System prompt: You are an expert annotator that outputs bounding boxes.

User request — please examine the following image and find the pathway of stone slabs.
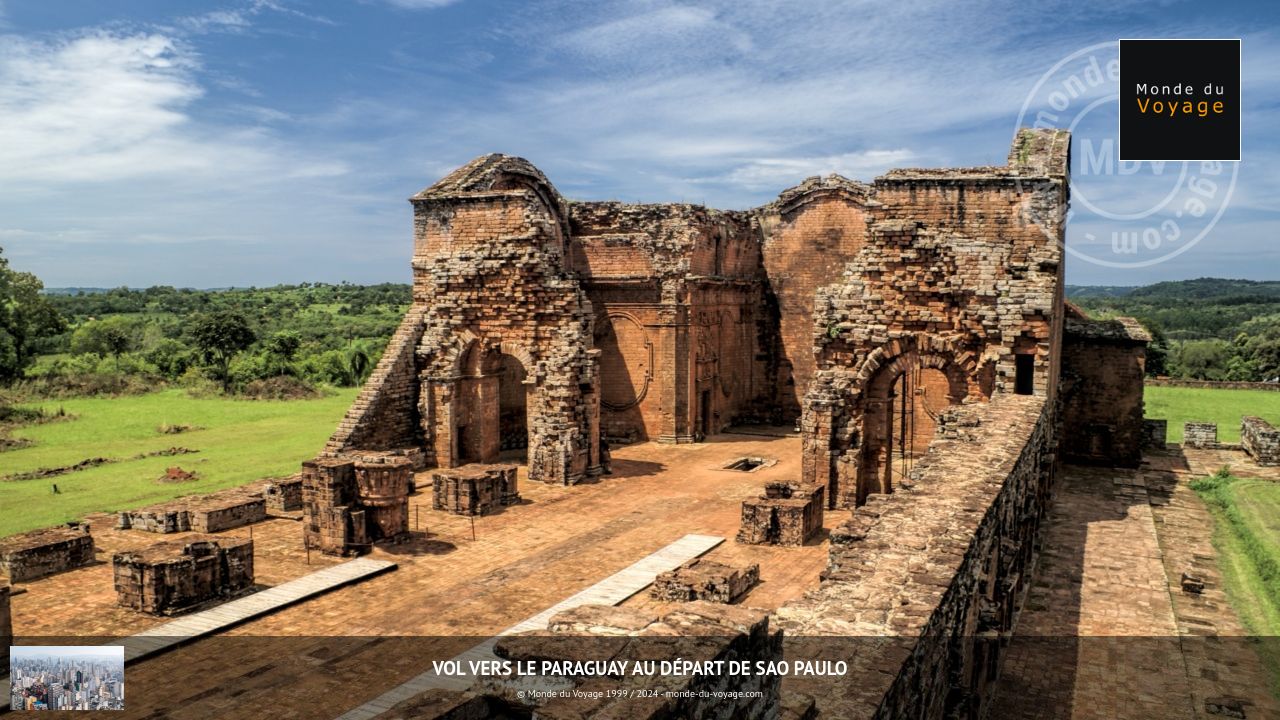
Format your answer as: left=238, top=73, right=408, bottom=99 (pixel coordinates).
left=337, top=533, right=725, bottom=720
left=118, top=557, right=398, bottom=663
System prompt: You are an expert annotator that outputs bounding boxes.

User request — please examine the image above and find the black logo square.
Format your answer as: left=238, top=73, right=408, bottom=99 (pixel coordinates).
left=1119, top=39, right=1240, bottom=161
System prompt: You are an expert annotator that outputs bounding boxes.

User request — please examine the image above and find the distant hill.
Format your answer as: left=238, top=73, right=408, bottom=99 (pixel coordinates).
left=1064, top=285, right=1139, bottom=299
left=1068, top=277, right=1280, bottom=343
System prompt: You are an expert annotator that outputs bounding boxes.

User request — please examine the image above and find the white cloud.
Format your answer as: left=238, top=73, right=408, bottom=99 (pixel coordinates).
left=381, top=0, right=462, bottom=9
left=0, top=31, right=346, bottom=187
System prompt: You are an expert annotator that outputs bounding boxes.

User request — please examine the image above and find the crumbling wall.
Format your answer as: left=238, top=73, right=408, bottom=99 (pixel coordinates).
left=1060, top=315, right=1150, bottom=467
left=263, top=476, right=303, bottom=511
left=1184, top=422, right=1219, bottom=448
left=801, top=129, right=1069, bottom=508
left=570, top=202, right=771, bottom=441
left=431, top=463, right=520, bottom=516
left=1242, top=416, right=1280, bottom=466
left=413, top=155, right=600, bottom=484
left=776, top=394, right=1056, bottom=720
left=118, top=491, right=265, bottom=534
left=650, top=558, right=759, bottom=603
left=113, top=536, right=254, bottom=615
left=756, top=176, right=873, bottom=421
left=326, top=305, right=428, bottom=455
left=737, top=481, right=825, bottom=546
left=0, top=524, right=95, bottom=582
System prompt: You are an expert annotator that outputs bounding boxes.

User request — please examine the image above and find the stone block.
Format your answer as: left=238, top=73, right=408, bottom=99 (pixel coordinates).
left=0, top=524, right=95, bottom=582
left=431, top=464, right=520, bottom=516
left=113, top=535, right=254, bottom=615
left=1184, top=422, right=1219, bottom=449
left=1241, top=416, right=1280, bottom=466
left=650, top=558, right=759, bottom=603
left=738, top=482, right=824, bottom=546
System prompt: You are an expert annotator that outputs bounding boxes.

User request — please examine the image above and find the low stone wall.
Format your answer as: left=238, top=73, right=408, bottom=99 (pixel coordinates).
left=431, top=464, right=520, bottom=516
left=113, top=535, right=254, bottom=615
left=775, top=394, right=1055, bottom=720
left=1142, top=419, right=1168, bottom=448
left=1184, top=422, right=1219, bottom=449
left=118, top=492, right=265, bottom=534
left=650, top=558, right=759, bottom=603
left=263, top=477, right=304, bottom=511
left=737, top=481, right=824, bottom=546
left=0, top=524, right=96, bottom=582
left=1148, top=378, right=1280, bottom=391
left=1242, top=416, right=1280, bottom=466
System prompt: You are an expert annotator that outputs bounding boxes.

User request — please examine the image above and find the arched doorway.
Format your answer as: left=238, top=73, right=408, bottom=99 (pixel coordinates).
left=496, top=353, right=529, bottom=460
left=860, top=356, right=967, bottom=503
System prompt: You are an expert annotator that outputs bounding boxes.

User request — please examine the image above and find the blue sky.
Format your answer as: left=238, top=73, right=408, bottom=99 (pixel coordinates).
left=0, top=0, right=1277, bottom=288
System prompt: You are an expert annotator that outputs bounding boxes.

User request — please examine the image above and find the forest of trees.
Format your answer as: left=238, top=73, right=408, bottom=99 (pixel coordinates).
left=1069, top=279, right=1280, bottom=382
left=5, top=251, right=1280, bottom=401
left=13, top=282, right=411, bottom=398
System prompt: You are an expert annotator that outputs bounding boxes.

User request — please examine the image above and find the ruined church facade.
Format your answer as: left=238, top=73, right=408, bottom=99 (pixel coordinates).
left=320, top=128, right=1147, bottom=503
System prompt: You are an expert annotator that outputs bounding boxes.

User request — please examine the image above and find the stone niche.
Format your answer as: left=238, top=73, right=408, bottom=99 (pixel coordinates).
left=1184, top=422, right=1219, bottom=449
left=650, top=557, right=759, bottom=604
left=431, top=464, right=520, bottom=516
left=0, top=523, right=95, bottom=582
left=302, top=452, right=412, bottom=556
left=1242, top=416, right=1280, bottom=466
left=737, top=481, right=825, bottom=546
left=263, top=477, right=304, bottom=511
left=113, top=535, right=254, bottom=615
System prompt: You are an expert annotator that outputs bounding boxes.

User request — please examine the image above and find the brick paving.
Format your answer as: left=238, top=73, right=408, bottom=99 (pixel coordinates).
left=991, top=450, right=1280, bottom=719
left=9, top=433, right=835, bottom=719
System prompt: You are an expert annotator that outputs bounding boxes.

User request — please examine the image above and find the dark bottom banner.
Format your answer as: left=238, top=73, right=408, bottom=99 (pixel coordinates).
left=6, top=635, right=1278, bottom=719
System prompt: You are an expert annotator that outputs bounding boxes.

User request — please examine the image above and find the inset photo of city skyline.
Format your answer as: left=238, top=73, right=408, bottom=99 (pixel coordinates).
left=9, top=646, right=124, bottom=711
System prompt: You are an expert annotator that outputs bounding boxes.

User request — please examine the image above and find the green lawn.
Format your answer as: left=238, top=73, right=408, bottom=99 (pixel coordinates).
left=1191, top=472, right=1280, bottom=697
left=0, top=388, right=356, bottom=537
left=1145, top=384, right=1280, bottom=443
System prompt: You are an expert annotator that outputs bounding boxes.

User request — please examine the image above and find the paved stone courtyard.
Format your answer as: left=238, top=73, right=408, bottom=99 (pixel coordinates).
left=10, top=433, right=839, bottom=719
left=990, top=447, right=1279, bottom=719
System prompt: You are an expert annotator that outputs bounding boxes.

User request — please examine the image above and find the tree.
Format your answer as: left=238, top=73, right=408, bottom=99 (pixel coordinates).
left=0, top=248, right=65, bottom=384
left=264, top=331, right=302, bottom=376
left=70, top=316, right=139, bottom=369
left=190, top=311, right=256, bottom=392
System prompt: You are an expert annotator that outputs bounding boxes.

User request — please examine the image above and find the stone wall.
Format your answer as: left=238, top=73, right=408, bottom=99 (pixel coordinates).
left=118, top=491, right=265, bottom=534
left=1184, top=422, right=1219, bottom=448
left=1242, top=416, right=1280, bottom=466
left=0, top=524, right=95, bottom=582
left=1148, top=378, right=1280, bottom=391
left=801, top=129, right=1069, bottom=508
left=1143, top=419, right=1168, bottom=448
left=113, top=536, right=254, bottom=615
left=776, top=394, right=1056, bottom=720
left=263, top=476, right=304, bottom=511
left=1060, top=315, right=1150, bottom=467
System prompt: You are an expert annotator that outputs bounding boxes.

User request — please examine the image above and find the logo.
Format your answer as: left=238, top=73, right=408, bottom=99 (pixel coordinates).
left=1015, top=41, right=1237, bottom=269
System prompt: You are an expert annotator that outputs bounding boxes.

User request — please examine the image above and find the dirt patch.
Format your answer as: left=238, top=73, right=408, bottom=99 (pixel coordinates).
left=157, top=466, right=200, bottom=484
left=239, top=376, right=326, bottom=400
left=142, top=447, right=199, bottom=458
left=157, top=423, right=205, bottom=435
left=0, top=436, right=34, bottom=452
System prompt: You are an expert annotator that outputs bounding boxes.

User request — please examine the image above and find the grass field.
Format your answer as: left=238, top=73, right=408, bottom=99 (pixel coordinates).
left=0, top=388, right=357, bottom=537
left=1191, top=471, right=1280, bottom=696
left=1145, top=384, right=1280, bottom=443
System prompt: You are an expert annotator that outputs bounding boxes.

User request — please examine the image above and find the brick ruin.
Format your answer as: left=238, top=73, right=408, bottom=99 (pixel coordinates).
left=113, top=535, right=254, bottom=615
left=302, top=452, right=412, bottom=555
left=650, top=558, right=760, bottom=604
left=322, top=129, right=1140, bottom=505
left=1241, top=416, right=1280, bottom=466
left=737, top=481, right=826, bottom=546
left=1184, top=422, right=1220, bottom=449
left=117, top=491, right=266, bottom=534
left=1060, top=309, right=1150, bottom=466
left=0, top=523, right=95, bottom=582
left=300, top=128, right=1165, bottom=717
left=431, top=463, right=520, bottom=516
